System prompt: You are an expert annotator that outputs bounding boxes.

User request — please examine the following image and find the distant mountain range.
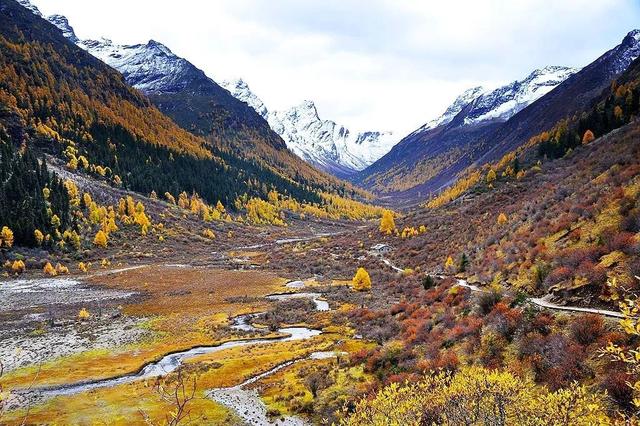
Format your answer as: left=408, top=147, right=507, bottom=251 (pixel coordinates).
left=355, top=30, right=640, bottom=204
left=15, top=0, right=640, bottom=205
left=222, top=79, right=397, bottom=177
left=35, top=0, right=398, bottom=178
left=5, top=0, right=360, bottom=211
left=19, top=0, right=357, bottom=197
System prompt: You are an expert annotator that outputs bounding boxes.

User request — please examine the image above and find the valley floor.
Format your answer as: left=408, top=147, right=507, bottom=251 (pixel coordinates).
left=0, top=221, right=373, bottom=425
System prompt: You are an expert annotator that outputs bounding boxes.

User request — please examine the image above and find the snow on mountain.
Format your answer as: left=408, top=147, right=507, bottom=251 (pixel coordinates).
left=463, top=66, right=579, bottom=125
left=221, top=79, right=269, bottom=119
left=605, top=29, right=640, bottom=75
left=15, top=0, right=42, bottom=17
left=222, top=79, right=397, bottom=174
left=78, top=38, right=198, bottom=94
left=29, top=0, right=396, bottom=175
left=47, top=14, right=79, bottom=43
left=420, top=29, right=640, bottom=133
left=418, top=86, right=485, bottom=132
left=19, top=0, right=199, bottom=96
left=416, top=66, right=578, bottom=135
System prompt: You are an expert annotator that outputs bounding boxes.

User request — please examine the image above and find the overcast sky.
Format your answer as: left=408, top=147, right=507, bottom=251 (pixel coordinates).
left=33, top=0, right=640, bottom=136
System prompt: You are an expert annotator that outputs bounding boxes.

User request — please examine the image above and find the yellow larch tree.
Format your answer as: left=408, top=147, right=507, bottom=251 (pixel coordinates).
left=1, top=226, right=14, bottom=248
left=11, top=259, right=25, bottom=274
left=164, top=192, right=176, bottom=205
left=43, top=262, right=57, bottom=276
left=34, top=229, right=44, bottom=246
left=178, top=191, right=190, bottom=209
left=379, top=210, right=396, bottom=234
left=93, top=230, right=108, bottom=248
left=82, top=192, right=92, bottom=208
left=486, top=169, right=497, bottom=184
left=50, top=214, right=61, bottom=229
left=352, top=267, right=372, bottom=291
left=56, top=263, right=69, bottom=274
left=445, top=256, right=455, bottom=271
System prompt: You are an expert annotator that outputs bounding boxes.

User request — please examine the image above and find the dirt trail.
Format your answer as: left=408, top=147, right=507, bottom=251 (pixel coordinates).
left=455, top=279, right=624, bottom=319
left=374, top=251, right=624, bottom=319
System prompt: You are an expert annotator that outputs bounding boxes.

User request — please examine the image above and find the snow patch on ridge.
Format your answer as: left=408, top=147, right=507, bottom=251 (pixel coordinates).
left=419, top=66, right=578, bottom=134
left=417, top=86, right=485, bottom=132
left=78, top=38, right=195, bottom=94
left=15, top=0, right=42, bottom=17
left=463, top=66, right=579, bottom=125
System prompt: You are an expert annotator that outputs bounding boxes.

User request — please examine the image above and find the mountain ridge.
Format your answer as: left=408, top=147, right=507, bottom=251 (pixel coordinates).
left=355, top=30, right=640, bottom=205
left=38, top=1, right=396, bottom=179
left=221, top=78, right=398, bottom=177
left=24, top=0, right=362, bottom=198
left=1, top=0, right=368, bottom=214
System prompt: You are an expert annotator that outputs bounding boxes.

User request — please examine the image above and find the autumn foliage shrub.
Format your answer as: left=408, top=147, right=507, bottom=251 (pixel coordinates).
left=43, top=261, right=57, bottom=276
left=570, top=314, right=604, bottom=345
left=341, top=366, right=609, bottom=426
left=475, top=287, right=503, bottom=315
left=10, top=259, right=25, bottom=274
left=600, top=371, right=635, bottom=410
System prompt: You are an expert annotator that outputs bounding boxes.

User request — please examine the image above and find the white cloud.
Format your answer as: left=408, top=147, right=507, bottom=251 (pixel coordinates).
left=33, top=0, right=640, bottom=136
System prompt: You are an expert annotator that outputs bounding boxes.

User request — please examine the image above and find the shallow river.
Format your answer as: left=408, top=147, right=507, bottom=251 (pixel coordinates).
left=39, top=319, right=321, bottom=399
left=25, top=281, right=331, bottom=425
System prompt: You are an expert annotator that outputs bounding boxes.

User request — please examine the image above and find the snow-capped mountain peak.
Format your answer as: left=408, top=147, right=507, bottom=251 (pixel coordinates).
left=221, top=78, right=269, bottom=118
left=47, top=14, right=79, bottom=43
left=220, top=80, right=398, bottom=175
left=34, top=1, right=397, bottom=175
left=608, top=29, right=640, bottom=75
left=283, top=100, right=322, bottom=124
left=461, top=65, right=579, bottom=125
left=74, top=38, right=196, bottom=94
left=418, top=65, right=578, bottom=134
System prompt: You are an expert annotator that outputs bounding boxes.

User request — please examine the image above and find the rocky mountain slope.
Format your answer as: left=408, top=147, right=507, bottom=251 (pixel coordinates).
left=222, top=79, right=397, bottom=177
left=417, top=86, right=485, bottom=132
left=1, top=0, right=363, bottom=212
left=40, top=1, right=392, bottom=181
left=356, top=31, right=640, bottom=204
left=30, top=0, right=356, bottom=197
left=412, top=66, right=577, bottom=134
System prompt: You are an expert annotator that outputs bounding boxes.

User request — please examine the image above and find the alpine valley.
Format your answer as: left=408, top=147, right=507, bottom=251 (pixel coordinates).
left=2, top=0, right=640, bottom=425
left=44, top=9, right=399, bottom=179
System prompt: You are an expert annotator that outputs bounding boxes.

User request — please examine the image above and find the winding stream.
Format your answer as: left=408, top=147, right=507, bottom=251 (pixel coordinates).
left=25, top=284, right=331, bottom=426
left=39, top=321, right=321, bottom=399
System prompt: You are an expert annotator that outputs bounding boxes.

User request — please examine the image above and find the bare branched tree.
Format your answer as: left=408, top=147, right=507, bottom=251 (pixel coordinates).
left=140, top=368, right=197, bottom=426
left=1, top=355, right=41, bottom=426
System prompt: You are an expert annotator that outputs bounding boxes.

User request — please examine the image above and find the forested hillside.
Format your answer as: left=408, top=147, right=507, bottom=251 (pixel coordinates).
left=0, top=1, right=330, bottom=206
left=0, top=0, right=384, bottom=248
left=388, top=56, right=640, bottom=299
